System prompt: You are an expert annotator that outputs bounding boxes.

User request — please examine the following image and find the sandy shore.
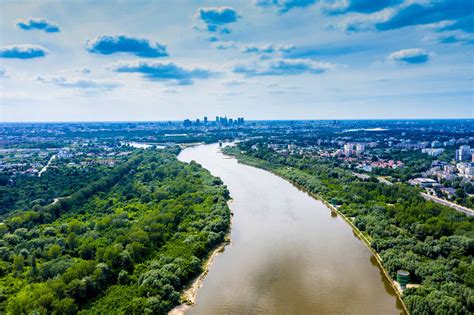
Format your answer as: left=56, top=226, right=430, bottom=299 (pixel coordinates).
left=168, top=241, right=229, bottom=315
left=169, top=204, right=233, bottom=315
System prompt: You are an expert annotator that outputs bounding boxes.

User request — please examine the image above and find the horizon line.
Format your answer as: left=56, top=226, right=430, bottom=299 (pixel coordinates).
left=1, top=118, right=474, bottom=124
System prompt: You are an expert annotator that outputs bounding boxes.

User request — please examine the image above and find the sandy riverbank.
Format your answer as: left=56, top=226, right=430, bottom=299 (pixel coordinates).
left=169, top=203, right=233, bottom=315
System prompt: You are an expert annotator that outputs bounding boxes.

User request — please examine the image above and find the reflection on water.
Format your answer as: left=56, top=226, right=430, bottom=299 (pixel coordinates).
left=178, top=144, right=403, bottom=315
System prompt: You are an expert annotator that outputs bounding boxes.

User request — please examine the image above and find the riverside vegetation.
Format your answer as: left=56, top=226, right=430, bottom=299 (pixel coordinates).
left=225, top=141, right=473, bottom=315
left=0, top=148, right=231, bottom=314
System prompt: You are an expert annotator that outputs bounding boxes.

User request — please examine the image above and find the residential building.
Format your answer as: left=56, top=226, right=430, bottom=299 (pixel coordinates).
left=422, top=148, right=445, bottom=156
left=408, top=178, right=438, bottom=187
left=355, top=143, right=365, bottom=155
left=455, top=145, right=472, bottom=161
left=343, top=143, right=353, bottom=156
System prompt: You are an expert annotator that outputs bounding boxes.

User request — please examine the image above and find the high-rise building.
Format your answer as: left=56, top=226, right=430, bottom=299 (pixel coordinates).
left=343, top=143, right=353, bottom=156
left=355, top=144, right=365, bottom=155
left=204, top=116, right=208, bottom=124
left=214, top=116, right=244, bottom=126
left=455, top=145, right=472, bottom=161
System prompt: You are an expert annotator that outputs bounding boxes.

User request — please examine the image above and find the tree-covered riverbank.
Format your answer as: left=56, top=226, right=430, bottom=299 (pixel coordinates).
left=224, top=142, right=473, bottom=315
left=0, top=148, right=231, bottom=314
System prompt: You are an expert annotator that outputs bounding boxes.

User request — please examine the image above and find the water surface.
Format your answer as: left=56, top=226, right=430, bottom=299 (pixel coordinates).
left=178, top=143, right=403, bottom=315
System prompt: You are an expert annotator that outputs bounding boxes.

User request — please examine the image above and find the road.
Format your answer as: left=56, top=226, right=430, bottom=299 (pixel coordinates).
left=375, top=176, right=473, bottom=217
left=38, top=154, right=56, bottom=177
left=377, top=176, right=394, bottom=185
left=421, top=192, right=474, bottom=217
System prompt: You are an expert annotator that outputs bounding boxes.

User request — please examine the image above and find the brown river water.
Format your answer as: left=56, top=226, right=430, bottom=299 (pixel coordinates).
left=178, top=143, right=404, bottom=315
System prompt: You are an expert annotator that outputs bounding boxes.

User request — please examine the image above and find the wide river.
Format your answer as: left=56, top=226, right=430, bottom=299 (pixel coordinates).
left=178, top=143, right=404, bottom=314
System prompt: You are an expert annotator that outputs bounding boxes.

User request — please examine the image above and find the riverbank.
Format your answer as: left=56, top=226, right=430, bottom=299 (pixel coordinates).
left=224, top=149, right=409, bottom=314
left=169, top=202, right=233, bottom=315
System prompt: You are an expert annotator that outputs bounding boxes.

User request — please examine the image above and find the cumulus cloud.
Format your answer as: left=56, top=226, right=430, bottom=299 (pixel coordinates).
left=0, top=67, right=6, bottom=77
left=195, top=7, right=240, bottom=34
left=37, top=75, right=120, bottom=90
left=233, top=58, right=335, bottom=76
left=388, top=48, right=430, bottom=64
left=240, top=44, right=295, bottom=54
left=254, top=0, right=318, bottom=13
left=16, top=17, right=60, bottom=32
left=110, top=60, right=215, bottom=85
left=197, top=7, right=240, bottom=25
left=85, top=35, right=168, bottom=57
left=0, top=44, right=48, bottom=59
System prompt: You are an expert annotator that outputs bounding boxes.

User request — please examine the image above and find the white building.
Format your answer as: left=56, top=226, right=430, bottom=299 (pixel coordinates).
left=444, top=165, right=456, bottom=174
left=457, top=162, right=474, bottom=178
left=343, top=143, right=353, bottom=156
left=408, top=178, right=438, bottom=187
left=57, top=150, right=73, bottom=159
left=436, top=172, right=455, bottom=181
left=422, top=148, right=445, bottom=157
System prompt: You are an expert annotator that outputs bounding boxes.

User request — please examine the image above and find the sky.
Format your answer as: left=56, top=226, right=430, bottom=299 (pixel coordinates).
left=0, top=0, right=473, bottom=122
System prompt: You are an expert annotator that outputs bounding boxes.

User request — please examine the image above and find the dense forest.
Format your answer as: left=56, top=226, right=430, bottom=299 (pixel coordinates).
left=0, top=162, right=113, bottom=215
left=226, top=142, right=473, bottom=315
left=0, top=148, right=231, bottom=314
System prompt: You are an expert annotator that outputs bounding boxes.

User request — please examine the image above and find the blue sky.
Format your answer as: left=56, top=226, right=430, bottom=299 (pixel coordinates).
left=0, top=0, right=473, bottom=121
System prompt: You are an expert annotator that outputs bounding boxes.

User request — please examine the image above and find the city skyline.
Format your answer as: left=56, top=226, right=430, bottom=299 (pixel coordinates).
left=1, top=0, right=473, bottom=122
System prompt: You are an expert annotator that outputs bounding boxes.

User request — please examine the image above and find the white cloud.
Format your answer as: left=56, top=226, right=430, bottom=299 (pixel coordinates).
left=388, top=48, right=431, bottom=64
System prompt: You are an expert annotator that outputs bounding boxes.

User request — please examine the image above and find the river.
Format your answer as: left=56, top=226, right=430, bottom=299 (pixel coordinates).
left=178, top=143, right=404, bottom=314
